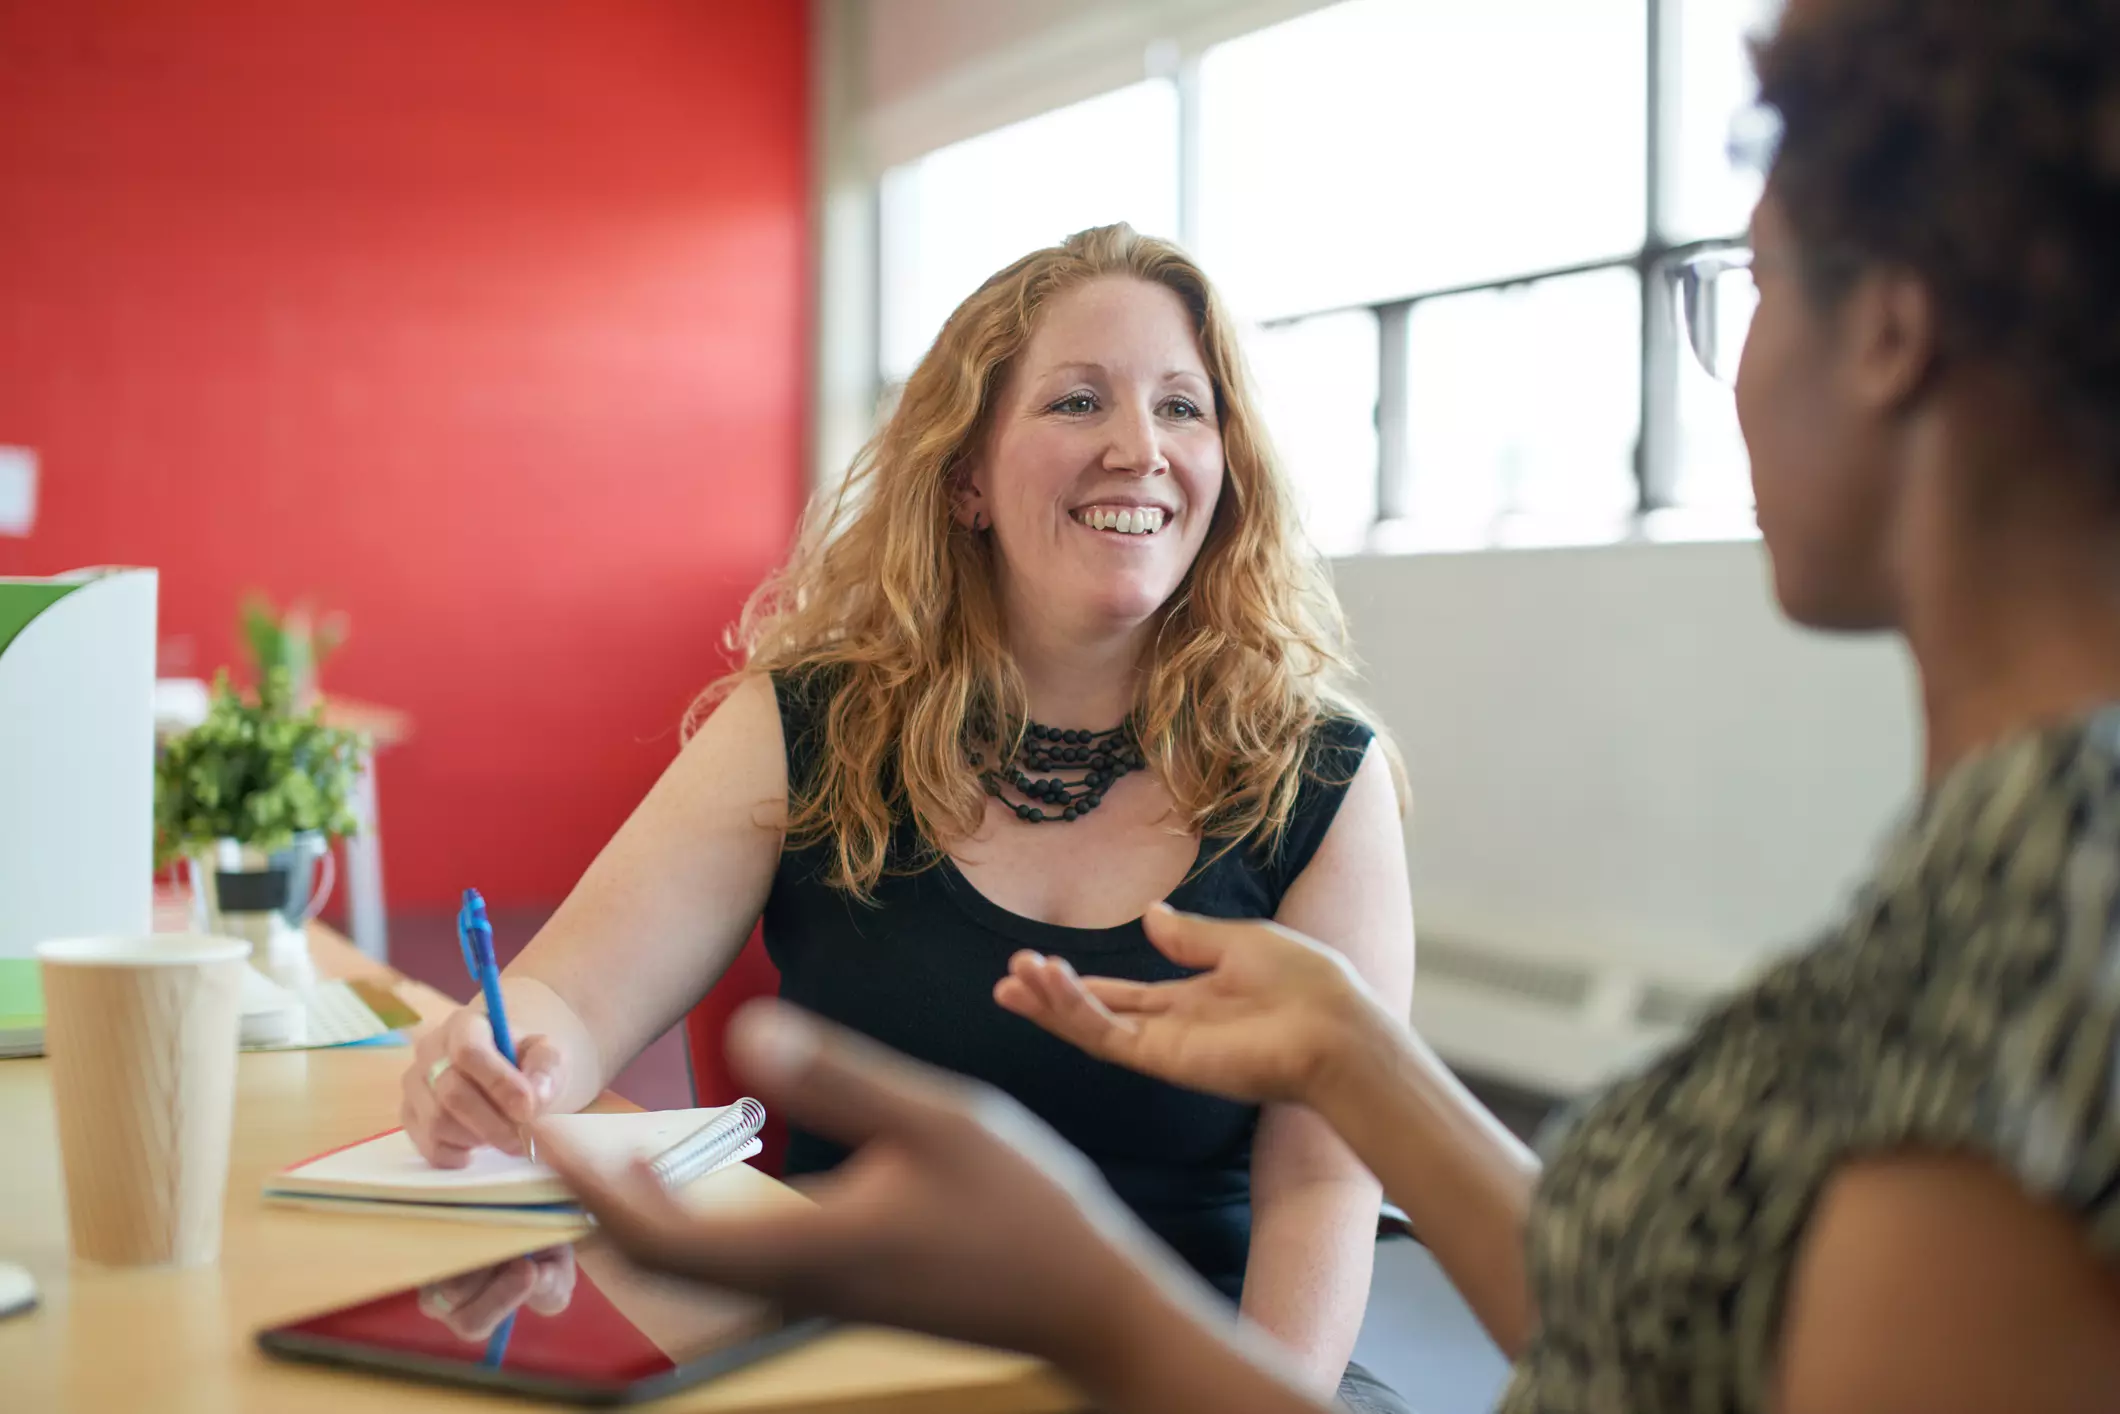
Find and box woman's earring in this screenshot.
[971,511,990,533]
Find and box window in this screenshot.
[1663,0,1780,508]
[1672,251,1758,508]
[1398,270,1642,547]
[869,0,1784,551]
[1198,0,1647,319]
[1246,310,1381,556]
[877,81,1180,384]
[1666,0,1780,242]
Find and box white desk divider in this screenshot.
[0,567,158,959]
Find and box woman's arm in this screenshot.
[997,906,1543,1356]
[1773,1153,2120,1413]
[401,675,788,1160]
[1239,746,1412,1384]
[505,673,789,1100]
[542,1001,1342,1414]
[1308,1005,1541,1357]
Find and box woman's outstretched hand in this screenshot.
[994,903,1388,1109]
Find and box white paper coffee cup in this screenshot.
[37,935,251,1267]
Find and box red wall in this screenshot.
[0,1,809,908]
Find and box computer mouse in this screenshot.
[0,1261,37,1320]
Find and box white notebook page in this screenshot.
[285,1106,751,1196]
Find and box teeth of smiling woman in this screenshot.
[1077,507,1165,535]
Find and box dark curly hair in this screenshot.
[1755,0,2120,467]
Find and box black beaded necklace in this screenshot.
[972,721,1144,823]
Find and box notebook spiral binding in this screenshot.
[648,1097,767,1188]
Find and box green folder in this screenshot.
[0,582,81,659]
[0,959,43,1059]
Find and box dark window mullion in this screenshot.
[1638,0,1681,511]
[1262,252,1640,331]
[1375,301,1414,528]
[1175,57,1202,252]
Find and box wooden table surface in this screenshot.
[0,927,1080,1413]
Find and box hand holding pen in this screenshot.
[456,888,537,1162]
[398,888,568,1170]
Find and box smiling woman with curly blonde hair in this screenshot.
[723,223,1387,896]
[403,223,1418,1413]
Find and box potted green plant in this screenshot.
[155,668,366,983]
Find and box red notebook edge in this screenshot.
[278,1125,404,1173]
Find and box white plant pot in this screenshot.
[185,837,331,991]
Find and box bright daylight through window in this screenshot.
[876,0,1781,555]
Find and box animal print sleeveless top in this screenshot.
[1502,710,2120,1413]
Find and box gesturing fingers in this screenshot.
[996,952,1151,1067]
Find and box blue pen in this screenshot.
[456,889,516,1063]
[482,1311,515,1369]
[456,889,533,1160]
[454,890,525,1373]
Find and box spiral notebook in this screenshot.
[263,1099,767,1226]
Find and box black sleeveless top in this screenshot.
[763,671,1375,1302]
